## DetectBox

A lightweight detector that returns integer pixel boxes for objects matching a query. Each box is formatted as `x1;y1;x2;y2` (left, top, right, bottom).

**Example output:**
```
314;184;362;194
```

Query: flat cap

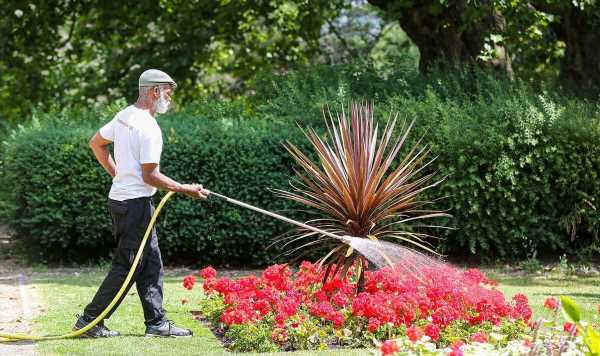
139;69;177;88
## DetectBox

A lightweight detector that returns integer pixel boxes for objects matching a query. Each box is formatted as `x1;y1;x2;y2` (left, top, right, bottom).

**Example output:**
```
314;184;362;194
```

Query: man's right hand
181;184;208;199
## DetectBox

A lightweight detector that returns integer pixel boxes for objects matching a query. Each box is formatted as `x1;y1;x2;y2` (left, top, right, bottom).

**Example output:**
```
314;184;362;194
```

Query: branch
326;19;358;58
58;13;77;48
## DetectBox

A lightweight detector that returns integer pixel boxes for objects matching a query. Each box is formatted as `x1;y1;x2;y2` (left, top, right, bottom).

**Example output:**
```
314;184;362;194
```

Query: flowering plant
373;295;600;356
185;262;532;352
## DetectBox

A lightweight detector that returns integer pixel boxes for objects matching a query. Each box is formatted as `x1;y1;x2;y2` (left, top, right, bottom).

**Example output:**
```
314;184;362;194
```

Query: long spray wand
206;190;352;243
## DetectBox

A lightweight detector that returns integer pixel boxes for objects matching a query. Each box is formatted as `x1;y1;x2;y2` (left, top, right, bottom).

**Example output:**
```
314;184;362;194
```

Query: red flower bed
185;262;532;352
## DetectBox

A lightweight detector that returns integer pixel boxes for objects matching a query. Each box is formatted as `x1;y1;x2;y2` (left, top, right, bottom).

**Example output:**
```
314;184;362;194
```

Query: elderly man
74;69;206;338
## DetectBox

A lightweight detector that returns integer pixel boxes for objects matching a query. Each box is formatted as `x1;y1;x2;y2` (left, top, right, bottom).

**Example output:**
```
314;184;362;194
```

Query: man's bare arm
142;163;207;199
89;132;116;178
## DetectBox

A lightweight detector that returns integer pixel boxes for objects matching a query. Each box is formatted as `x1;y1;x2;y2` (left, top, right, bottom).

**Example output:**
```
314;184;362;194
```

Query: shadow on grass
495;277;599;288
0;269;262;289
530;292;600;299
0;274;189;289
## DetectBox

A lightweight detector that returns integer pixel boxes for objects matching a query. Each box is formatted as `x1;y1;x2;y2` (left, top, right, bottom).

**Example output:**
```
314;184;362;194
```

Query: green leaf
560;296;581;323
584;325;600;355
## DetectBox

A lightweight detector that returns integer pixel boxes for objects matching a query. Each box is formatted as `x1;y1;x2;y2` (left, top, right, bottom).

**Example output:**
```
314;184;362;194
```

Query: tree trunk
368;0;512;77
557;9;600;87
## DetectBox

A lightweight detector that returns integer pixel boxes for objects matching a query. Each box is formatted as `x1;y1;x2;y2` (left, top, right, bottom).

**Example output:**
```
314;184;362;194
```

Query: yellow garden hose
0;191;176;342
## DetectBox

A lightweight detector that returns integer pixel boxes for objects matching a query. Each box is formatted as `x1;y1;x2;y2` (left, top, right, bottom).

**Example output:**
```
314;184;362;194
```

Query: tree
529;1;600;87
319;1;419;72
0;0;345;124
366;0;512;76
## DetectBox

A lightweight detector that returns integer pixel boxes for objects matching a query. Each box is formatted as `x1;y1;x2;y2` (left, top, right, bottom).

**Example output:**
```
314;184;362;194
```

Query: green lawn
31;270;371;356
28;268;600;356
489;270;600;321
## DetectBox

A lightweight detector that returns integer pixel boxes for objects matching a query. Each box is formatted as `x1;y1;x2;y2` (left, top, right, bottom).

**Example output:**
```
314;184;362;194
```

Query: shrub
2;66;599;262
1;111;311;264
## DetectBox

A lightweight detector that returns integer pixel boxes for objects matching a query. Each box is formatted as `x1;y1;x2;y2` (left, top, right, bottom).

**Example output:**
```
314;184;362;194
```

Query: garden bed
182;262;543;353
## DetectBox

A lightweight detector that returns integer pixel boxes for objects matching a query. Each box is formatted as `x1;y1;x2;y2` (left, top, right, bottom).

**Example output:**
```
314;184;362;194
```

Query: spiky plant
274;102;449;289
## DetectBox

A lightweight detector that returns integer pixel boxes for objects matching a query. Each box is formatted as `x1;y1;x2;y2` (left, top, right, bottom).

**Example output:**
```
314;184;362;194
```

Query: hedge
1;115;313;265
2;68;599;264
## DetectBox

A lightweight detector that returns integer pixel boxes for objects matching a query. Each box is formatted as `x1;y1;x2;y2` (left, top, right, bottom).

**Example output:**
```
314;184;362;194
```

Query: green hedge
2;67;600;264
1;114;313;265
411;93;600;259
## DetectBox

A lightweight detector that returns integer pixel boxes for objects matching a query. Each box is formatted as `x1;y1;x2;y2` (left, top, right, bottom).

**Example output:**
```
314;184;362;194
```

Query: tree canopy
1;0;599;126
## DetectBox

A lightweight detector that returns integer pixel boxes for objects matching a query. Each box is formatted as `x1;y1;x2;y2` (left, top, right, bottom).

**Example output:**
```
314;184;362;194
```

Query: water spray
207;191;442;269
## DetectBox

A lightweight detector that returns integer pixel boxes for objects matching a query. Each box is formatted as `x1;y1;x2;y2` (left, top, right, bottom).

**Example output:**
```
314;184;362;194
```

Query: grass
26;267;600;356
30;269;372;356
489;269;600;321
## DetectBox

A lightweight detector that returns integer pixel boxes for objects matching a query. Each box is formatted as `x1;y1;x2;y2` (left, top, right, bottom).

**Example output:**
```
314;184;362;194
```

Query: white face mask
155;88;170;114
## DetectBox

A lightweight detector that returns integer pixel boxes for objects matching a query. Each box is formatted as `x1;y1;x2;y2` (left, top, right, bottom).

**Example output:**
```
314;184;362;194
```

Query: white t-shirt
99;105;163;201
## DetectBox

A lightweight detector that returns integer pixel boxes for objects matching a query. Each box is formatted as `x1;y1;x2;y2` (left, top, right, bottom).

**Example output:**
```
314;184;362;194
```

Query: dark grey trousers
83;196;166;326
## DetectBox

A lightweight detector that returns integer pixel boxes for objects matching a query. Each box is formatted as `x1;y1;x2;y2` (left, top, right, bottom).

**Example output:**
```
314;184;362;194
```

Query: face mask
155;88;170;114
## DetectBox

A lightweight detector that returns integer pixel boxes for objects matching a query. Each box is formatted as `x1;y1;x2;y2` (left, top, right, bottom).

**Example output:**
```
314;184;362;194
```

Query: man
74;69;206;338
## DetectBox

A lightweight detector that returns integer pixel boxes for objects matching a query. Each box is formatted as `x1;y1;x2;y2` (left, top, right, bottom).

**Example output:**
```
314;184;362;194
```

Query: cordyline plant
273;102;449;290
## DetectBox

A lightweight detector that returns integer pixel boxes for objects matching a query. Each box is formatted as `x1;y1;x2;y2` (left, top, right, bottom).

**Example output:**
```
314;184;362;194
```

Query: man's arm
142;163;207;199
89;132;116;178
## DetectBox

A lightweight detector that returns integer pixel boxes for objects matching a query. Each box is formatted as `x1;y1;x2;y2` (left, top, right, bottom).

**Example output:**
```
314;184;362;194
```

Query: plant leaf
560;296;581;323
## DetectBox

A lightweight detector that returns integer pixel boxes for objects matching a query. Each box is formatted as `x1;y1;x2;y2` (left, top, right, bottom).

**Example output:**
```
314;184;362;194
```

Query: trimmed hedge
2;68;600;264
1;115;311;264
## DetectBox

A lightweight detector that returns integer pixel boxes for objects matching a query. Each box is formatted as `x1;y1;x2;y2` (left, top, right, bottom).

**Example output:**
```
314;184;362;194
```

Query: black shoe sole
72;327;120;338
145;333;193;338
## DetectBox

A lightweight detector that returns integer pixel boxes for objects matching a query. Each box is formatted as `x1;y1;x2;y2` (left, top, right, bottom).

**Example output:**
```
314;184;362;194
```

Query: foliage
500;0;600;87
274;102;447;284
0;0;345;124
560;296;600;355
252;65;600;260
2;67;599;262
5;0;600;131
367;0;512;76
190;262;531;352
319;2;419;71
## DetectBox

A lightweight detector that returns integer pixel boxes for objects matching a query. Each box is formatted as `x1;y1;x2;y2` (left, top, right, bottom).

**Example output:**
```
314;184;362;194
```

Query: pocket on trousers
107;199;129;240
107;199;128;215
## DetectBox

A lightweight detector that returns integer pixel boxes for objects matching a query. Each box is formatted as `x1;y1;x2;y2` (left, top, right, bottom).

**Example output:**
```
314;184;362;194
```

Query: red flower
425;323;440;341
183;274;195;290
368;318;381;333
274;313;286;327
448;348;464;356
332;291;348;307
193;262;533;346
597;304;600;314
199;266;217;279
406;326;423;343
471;331;488;343
331;312;344;328
544;297;558;310
522;339;533;348
563;322;577;335
448;341;464;356
380;340;400;356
